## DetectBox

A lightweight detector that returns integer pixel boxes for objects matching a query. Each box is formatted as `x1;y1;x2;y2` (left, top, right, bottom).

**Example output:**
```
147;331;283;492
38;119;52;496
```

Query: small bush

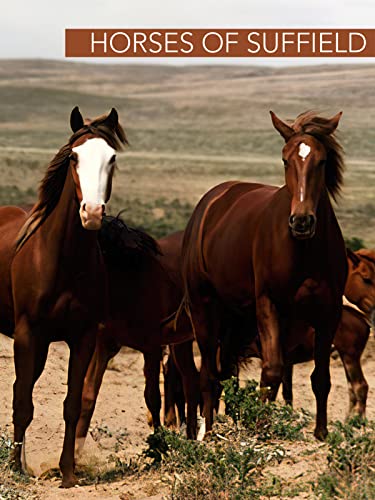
144;426;285;499
142;380;312;499
316;418;375;499
344;236;366;251
222;378;311;441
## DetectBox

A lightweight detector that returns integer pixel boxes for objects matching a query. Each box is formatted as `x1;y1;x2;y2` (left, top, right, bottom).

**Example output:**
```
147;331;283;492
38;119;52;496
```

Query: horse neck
41;166;98;261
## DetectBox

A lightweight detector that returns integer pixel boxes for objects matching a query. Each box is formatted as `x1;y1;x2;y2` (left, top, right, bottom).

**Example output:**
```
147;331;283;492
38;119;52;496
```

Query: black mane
16;114;128;251
98;214;161;269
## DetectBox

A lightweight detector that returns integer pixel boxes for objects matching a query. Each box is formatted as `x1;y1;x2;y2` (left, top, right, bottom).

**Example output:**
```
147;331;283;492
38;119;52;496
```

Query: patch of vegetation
0;429;37;499
144;425;285;499
0;431;12;465
345;236;366;251
0;186;35;207
316;417;375;500
223;378;311;441
141;379;311;499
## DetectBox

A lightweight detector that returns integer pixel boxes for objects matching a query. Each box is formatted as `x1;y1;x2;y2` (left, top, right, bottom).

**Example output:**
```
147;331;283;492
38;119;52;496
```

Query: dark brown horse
276;248;375;416
75;224;194;451
0;107;127;487
179;111;348;440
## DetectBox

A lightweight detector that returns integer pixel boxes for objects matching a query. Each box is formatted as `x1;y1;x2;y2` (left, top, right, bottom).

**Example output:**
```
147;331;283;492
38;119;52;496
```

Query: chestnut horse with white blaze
0;107;127;487
179;111;347;440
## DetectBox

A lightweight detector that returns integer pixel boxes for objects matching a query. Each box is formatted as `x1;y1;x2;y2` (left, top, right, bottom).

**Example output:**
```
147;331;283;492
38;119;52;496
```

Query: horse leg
195;301;220;435
59;327;96;488
143;348;162;430
162;347;178;428
76;334;120;454
172;341;199;439
12;322;49;471
256;295;283;401
281;363;294;406
311;328;334;441
339;352;368;418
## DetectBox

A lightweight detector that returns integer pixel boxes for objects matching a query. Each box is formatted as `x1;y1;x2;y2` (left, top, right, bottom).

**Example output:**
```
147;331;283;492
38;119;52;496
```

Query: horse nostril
300;215;309;227
290;214;316;232
82;203;86;212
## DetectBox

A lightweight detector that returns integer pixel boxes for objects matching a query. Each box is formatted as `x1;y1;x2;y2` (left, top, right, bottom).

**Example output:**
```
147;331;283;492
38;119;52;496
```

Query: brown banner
65;29;375;58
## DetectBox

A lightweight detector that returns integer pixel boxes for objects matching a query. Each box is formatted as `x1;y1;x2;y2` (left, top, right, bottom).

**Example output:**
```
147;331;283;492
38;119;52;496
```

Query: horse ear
325;111;343;135
104;108;119;130
70;106;84;133
270;111;294;142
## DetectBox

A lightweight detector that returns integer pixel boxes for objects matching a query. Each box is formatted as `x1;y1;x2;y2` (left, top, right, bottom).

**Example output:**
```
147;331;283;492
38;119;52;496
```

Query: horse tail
174;291;196;338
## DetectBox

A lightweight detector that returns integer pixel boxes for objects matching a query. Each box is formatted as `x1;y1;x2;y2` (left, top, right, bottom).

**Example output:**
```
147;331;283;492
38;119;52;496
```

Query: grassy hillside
0;60;374;245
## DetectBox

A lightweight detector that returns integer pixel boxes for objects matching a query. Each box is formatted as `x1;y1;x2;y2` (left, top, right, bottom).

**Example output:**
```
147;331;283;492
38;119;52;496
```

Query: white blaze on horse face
298;142;311;162
297;143;310;202
73;138;115;206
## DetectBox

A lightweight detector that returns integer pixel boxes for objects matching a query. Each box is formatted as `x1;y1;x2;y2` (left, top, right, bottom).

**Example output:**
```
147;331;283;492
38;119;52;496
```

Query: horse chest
294;278;329;303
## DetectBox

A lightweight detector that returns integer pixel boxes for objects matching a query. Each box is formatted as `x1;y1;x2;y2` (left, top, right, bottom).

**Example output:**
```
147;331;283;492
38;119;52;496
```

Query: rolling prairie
0;60;374;245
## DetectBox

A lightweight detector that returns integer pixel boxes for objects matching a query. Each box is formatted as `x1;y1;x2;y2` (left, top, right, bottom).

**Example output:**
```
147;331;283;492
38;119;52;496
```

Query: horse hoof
314;427;328;441
10;453;23;473
10;460;23;473
60;474;78;488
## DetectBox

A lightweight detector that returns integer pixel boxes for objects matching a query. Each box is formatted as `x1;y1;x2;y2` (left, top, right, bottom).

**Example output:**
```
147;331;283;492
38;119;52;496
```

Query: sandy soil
1;333;375;499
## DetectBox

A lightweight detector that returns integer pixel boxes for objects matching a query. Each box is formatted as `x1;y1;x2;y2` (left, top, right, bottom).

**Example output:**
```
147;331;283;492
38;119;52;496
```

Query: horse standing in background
179;111;348;440
75;224;195;450
277;248;375;415
0;107;127;487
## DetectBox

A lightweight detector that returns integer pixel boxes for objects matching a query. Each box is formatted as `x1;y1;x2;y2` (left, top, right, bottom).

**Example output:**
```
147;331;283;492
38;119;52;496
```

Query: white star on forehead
298;142;311;161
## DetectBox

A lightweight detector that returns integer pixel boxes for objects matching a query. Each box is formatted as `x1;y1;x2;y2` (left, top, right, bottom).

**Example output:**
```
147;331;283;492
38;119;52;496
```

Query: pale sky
1;0;374;64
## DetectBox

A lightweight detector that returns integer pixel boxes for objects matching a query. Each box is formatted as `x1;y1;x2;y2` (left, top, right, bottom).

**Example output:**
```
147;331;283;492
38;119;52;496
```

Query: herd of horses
0;107;374;488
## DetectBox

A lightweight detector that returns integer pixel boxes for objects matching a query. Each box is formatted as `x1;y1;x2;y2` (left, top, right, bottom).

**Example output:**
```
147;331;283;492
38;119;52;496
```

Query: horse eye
282;159;288;167
363;277;372;284
69;152;78;162
110;155;116;164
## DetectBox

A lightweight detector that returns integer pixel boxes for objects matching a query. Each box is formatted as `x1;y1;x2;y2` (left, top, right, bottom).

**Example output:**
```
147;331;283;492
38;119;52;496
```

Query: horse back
182;180;276;302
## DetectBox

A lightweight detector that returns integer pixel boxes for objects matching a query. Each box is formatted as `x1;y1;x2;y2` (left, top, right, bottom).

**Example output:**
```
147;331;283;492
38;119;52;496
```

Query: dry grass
0;60;374;245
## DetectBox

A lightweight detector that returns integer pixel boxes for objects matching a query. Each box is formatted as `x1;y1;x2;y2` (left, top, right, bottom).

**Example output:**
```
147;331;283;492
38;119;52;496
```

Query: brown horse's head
346;248;375;323
69;106;126;230
270;110;343;240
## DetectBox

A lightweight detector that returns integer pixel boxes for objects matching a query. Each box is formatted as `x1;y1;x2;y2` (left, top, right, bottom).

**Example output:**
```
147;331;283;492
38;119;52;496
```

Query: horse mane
98;214;161;269
16;115;128;251
291;111;344;201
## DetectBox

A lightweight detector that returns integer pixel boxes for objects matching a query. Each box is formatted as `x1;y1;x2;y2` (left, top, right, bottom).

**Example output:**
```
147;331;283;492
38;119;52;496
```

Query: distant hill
0;60;373;245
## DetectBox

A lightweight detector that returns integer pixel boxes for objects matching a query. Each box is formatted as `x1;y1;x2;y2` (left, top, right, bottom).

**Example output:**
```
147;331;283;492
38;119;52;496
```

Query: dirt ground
1;333;375;499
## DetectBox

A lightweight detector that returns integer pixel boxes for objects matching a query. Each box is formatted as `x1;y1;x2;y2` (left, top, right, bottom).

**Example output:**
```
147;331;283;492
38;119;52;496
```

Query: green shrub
222;378;311;441
144;426;285;499
142;380;312;499
316;418;375;499
344;236;366;251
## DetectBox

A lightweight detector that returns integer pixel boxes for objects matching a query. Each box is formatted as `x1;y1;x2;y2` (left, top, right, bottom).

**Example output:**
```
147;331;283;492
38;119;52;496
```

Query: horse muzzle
289;214;317;240
79;202;104;230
